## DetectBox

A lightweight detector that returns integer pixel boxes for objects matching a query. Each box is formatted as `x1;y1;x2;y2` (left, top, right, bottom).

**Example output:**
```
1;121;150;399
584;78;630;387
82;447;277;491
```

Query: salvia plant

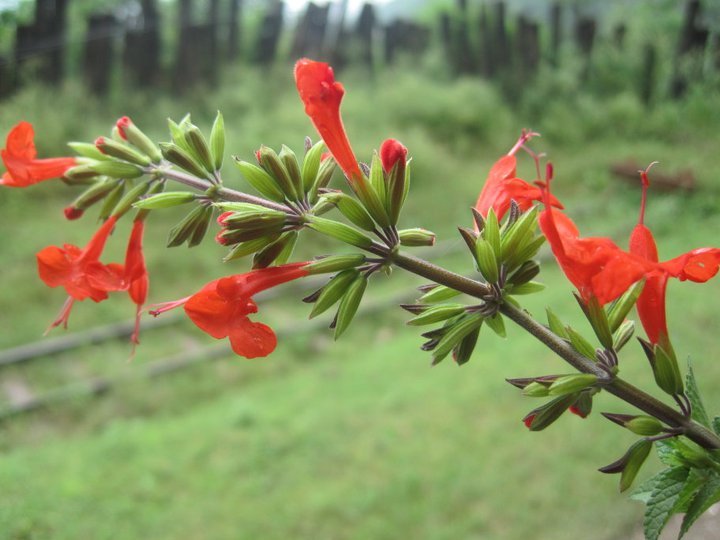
3;59;720;540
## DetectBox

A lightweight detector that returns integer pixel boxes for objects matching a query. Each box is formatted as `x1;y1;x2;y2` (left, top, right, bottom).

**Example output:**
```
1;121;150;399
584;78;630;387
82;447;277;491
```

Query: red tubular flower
1;122;77;187
37;216;126;329
629;167;720;347
475;154;563;220
152;263;310;359
538;176;648;305
124;219;149;348
379;139;408;173
294;59;362;182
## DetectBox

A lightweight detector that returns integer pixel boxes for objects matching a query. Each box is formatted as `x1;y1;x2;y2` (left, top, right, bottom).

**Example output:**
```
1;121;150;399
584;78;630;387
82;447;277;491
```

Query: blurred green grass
1;64;720;539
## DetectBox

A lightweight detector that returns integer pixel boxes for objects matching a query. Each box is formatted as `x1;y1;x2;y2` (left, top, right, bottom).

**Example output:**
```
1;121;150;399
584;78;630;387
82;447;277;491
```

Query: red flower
151;263;310;358
629;167;720;347
294;59;362;182
538;176;647;305
1;122;77;187
115;116;132;140
37;216;126;329
379;139;408;173
475;155;563;220
124;219;149;348
474;133;562;220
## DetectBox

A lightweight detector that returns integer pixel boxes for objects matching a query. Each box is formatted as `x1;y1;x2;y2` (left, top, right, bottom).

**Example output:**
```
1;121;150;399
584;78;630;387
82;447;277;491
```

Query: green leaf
686;361;712;429
672;469;707;514
631;470;666;503
680;473;720;538
643;467;690;540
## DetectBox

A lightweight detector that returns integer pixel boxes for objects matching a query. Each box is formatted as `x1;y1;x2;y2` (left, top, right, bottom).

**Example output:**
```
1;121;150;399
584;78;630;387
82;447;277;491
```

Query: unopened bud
116;116;162;162
258;146;298;200
89;160;144;180
523;393;578;431
322;192;376;231
309;269;359;319
184;125;215;174
134;191;197;210
407;304;466;326
475;239;499;283
159;142;210;180
305;254;367;275
63;206;84;220
95;136;151;166
233;159;286;202
547;374;598;397
399;228;436;247
599;439;652;492
307;216;375;249
602;413;664;436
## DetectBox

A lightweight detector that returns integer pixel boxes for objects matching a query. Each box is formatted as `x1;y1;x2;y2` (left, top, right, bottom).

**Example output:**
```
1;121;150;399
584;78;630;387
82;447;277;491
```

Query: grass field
1;64;720;539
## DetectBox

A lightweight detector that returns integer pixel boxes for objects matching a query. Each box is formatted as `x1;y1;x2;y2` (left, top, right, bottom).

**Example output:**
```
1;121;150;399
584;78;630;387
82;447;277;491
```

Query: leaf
631;470;666;503
655;439;685;468
672;469;707;514
643;467;690;540
686;361;712;429
680;473;720;538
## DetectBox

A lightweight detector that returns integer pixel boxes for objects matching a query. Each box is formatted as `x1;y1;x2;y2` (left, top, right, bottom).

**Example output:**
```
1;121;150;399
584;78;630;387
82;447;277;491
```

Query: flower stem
157;171;720;450
391;250;720;450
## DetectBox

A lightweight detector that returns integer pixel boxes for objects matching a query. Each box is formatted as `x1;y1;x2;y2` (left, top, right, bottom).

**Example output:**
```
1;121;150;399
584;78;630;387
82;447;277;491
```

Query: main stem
157;169;720;450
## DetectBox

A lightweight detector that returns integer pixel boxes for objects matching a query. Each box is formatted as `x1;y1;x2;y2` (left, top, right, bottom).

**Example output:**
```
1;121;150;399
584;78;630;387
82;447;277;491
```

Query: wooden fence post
291;2;330;60
575;16;596;83
83;13;119;95
123;0;161;87
640;43;657;106
227;0;244;60
356;3;375;71
253;1;284;66
670;0;709;99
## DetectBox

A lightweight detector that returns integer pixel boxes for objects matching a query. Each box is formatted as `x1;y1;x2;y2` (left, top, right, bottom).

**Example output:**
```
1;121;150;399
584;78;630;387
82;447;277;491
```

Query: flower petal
228;317;277;359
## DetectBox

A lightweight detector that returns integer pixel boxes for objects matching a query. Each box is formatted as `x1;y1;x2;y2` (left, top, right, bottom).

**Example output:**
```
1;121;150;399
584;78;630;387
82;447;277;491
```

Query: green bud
111;181;151;218
407;304;466;326
168;119;193;154
209;111;225;171
133;191;197;210
369;153;386;204
307;216;374;249
505;235;545;270
432;312;484;365
69;178;119;212
159;142;210;179
547;374;598;396
184;125;215;174
483;208;501;255
523;381;551;397
507;281;546;295
89;160;144;179
626;416;664;436
279;145;304;197
351;173;390;228
398;228;436;247
167;205;212;248
95;137;151;166
613;320;635;351
500;207;538;262
575;294;614;350
386;158;407;226
68;141;111;161
305;254;367;275
507;260;540;286
258;146;298;200
233;159;286;202
310;269;359;319
452;326;480;366
566;326;597;360
599;439;652;492
322;192;376;231
607;279;645;332
546;308;569;339
98;182;125;220
309;157;336;202
485;313;506;337
223;235;280;262
651;344;684;396
63;164;102;182
334;274;368;339
302;140;325;193
475;239;499;283
523;393;578;431
119;118;163;162
220;211;287;231
252;232;297;269
418;285;462;304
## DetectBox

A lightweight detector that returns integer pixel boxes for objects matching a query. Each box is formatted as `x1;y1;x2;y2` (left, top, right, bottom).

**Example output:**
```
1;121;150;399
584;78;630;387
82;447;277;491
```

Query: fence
1;0;718;104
